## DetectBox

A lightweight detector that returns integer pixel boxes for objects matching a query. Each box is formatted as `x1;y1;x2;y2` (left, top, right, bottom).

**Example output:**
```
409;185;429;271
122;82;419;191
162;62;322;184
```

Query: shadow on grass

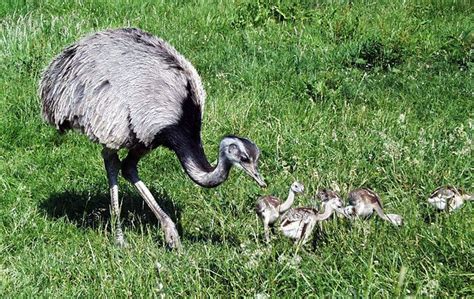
420;205;443;224
183;231;241;247
39;188;183;236
39;188;241;246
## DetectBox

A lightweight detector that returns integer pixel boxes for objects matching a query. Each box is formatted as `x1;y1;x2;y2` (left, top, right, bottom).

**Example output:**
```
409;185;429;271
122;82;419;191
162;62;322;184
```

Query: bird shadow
419;204;443;224
39;187;183;236
39;187;244;246
183;231;241;246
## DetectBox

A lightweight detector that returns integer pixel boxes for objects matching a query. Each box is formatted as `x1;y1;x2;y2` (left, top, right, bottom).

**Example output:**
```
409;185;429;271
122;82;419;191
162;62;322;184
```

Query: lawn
1;0;473;297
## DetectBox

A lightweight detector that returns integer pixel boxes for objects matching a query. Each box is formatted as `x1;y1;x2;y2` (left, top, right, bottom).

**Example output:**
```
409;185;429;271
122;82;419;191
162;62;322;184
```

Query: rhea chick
343;188;403;226
427;186;473;212
316;188;346;217
256;181;305;242
279;193;344;245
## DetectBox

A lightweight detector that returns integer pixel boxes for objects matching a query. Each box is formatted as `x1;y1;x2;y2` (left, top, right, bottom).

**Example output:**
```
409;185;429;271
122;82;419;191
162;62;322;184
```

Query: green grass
1;0;473;297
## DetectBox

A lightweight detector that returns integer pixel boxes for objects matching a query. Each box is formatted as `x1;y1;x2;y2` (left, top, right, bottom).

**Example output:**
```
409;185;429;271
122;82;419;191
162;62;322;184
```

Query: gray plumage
39;28;266;249
40;28;205;149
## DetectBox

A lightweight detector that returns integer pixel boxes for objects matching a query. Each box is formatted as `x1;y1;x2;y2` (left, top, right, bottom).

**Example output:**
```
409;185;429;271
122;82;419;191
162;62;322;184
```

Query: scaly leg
122;149;181;249
300;220;316;245
263;218;271;243
102;148;127;247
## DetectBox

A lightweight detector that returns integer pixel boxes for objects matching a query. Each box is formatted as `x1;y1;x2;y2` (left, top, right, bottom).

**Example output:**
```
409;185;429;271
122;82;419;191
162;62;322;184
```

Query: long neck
172;138;232;188
279;190;295;214
462;194;473;201
373;203;390;222
315;205;334;221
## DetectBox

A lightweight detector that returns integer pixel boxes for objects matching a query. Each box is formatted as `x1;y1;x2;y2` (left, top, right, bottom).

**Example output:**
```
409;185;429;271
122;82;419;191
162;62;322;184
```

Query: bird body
428;186;473;212
255;182;304;242
255;196;281;226
344;188;403;226
279;207;319;243
277;189;344;245
40;28;205;150
348;188;382;218
279;203;337;245
39;28;266;249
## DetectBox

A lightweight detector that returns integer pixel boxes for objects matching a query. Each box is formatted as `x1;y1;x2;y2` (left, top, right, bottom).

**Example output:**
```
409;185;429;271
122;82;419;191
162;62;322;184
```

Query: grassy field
1;0;473;297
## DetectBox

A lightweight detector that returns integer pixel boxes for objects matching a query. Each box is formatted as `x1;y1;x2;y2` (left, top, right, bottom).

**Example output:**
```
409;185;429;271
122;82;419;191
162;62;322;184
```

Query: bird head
316;189;344;209
290;181;305;194
386;213;403;226
316;189;342;203
220;136;266;188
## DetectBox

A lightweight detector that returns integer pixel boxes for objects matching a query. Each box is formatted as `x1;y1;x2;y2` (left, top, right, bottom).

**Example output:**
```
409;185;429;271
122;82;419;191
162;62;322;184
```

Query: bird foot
163;221;181;250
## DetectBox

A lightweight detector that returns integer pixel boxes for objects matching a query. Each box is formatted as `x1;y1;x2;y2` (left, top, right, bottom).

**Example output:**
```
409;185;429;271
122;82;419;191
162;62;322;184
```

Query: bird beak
241;163;267;188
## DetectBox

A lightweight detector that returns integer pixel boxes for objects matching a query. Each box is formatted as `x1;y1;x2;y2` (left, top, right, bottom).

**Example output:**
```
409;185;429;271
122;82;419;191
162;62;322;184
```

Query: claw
163;221;182;250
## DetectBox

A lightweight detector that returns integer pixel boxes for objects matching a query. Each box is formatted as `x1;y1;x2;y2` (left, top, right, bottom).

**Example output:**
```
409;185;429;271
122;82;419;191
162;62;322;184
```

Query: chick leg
102;148;127;247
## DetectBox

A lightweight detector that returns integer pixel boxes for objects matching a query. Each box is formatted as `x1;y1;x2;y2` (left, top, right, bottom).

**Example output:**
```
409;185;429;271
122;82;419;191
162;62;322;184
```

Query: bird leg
102;148;127;247
121;150;181;250
298;220;315;246
263;219;271;243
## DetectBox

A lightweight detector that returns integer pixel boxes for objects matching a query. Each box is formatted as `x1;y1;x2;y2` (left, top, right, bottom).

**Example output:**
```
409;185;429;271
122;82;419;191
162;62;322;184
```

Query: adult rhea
39;28;266;249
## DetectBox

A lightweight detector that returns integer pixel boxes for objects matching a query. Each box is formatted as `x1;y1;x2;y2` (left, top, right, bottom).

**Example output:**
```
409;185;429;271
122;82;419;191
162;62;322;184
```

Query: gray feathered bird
39;28;266;249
